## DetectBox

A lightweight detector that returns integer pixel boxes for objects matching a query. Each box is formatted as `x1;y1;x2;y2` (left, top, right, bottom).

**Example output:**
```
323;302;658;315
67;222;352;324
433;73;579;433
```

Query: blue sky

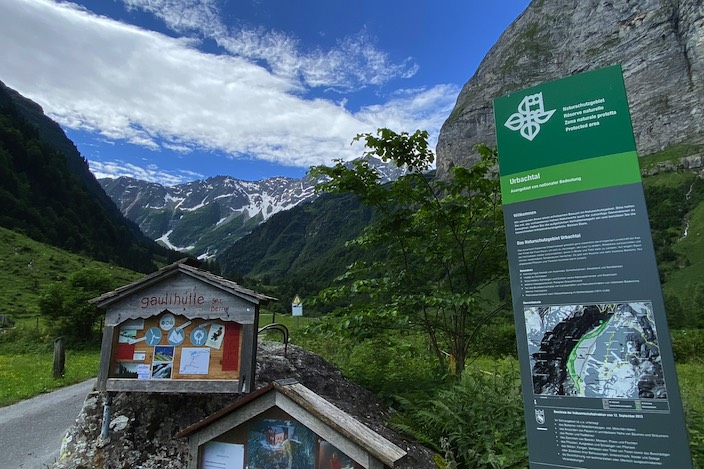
0;0;529;185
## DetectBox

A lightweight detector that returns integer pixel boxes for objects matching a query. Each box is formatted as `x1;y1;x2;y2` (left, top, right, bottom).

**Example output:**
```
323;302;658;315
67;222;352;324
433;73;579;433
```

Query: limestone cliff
437;0;704;174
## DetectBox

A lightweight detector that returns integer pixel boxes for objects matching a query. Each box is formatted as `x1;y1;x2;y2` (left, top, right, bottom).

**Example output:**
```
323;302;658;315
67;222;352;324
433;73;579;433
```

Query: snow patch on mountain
99;156;408;258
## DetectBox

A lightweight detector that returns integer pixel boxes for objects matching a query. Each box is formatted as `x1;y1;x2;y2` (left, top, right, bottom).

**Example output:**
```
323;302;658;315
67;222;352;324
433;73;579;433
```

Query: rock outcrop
54;341;435;469
437;0;704;175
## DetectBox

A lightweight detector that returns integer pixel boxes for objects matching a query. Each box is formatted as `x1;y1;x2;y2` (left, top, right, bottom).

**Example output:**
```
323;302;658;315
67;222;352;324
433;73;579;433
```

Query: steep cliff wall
437;0;704;174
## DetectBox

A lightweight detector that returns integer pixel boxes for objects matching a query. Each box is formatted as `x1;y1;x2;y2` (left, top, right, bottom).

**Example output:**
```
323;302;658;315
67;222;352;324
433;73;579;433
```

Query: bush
344;336;439;399
474;321;518;359
298;325;440;400
671;329;704;363
677;363;704;467
39;267;114;345
392;360;528;468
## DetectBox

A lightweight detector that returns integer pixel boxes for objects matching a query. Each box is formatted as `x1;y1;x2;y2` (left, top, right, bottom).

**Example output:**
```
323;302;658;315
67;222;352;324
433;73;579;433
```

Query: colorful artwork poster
151;362;172;379
113;361;141;378
118;328;137;343
152;345;174;379
205;324;225;349
247;419;317;469
318;441;360;469
153;345;175;362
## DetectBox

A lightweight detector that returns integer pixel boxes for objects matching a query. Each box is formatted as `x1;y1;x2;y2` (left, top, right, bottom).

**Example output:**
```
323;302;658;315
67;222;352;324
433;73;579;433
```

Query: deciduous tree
310;129;507;376
39;267;115;344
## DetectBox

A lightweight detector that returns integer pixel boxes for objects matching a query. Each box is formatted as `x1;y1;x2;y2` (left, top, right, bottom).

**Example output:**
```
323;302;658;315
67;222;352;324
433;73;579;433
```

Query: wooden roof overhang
177;379;408;469
90;260;276;326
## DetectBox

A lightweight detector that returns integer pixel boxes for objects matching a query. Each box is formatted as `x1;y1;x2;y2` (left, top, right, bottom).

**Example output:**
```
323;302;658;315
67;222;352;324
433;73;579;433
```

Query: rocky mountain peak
99;155;408;259
437;0;704;175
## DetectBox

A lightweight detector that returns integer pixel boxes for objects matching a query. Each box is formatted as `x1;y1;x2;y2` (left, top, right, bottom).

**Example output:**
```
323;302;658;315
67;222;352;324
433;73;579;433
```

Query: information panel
494;66;693;468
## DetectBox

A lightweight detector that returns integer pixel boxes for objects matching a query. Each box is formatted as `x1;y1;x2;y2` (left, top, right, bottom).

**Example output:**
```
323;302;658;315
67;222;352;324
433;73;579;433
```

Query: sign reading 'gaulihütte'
493;65;693;468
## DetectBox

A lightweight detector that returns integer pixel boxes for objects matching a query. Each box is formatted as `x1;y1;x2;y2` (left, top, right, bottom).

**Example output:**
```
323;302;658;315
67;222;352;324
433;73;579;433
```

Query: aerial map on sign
525;302;666;399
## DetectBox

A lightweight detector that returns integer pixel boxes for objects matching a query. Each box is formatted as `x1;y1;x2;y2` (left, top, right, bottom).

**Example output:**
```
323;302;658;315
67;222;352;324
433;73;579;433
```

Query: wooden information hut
177;379;408;469
92;260;275;394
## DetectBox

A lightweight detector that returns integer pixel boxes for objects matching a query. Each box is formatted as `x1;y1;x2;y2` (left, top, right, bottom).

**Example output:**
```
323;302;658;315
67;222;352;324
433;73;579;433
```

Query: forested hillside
0;81;176;273
218;191;376;310
220;158;704;328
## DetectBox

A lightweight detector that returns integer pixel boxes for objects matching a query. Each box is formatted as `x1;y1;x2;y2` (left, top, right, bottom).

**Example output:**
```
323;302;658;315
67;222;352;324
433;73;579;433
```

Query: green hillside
639;150;704;328
666;191;704;310
218;192;375;309
0;226;142;320
0;80;177;273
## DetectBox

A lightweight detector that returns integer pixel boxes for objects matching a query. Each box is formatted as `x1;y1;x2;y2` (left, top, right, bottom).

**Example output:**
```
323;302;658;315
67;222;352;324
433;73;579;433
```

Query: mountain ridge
0;80;175;273
99;158;406;258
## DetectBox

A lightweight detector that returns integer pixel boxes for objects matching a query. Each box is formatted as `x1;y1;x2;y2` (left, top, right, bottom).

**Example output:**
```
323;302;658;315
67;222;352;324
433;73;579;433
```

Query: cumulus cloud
89;159;200;186
0;0;458;179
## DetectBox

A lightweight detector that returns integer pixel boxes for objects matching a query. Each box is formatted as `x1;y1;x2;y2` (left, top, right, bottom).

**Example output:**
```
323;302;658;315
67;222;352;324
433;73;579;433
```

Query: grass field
0;350;100;407
0;226;141;319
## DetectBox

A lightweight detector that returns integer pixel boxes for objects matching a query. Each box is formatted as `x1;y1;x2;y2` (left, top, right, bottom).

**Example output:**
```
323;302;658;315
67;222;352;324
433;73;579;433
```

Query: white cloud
358;85;460;149
120;0;418;90
89;159;200;186
122;0;226;37
0;0;457;173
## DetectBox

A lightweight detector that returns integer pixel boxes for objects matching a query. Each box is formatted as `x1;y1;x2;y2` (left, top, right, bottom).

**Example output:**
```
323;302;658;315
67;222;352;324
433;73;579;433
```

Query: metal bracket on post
238;374;247;394
98;392;113;446
257;323;289;356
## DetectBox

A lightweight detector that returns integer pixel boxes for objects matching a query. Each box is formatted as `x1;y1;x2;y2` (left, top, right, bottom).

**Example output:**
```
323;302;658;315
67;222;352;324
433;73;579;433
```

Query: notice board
94;261;274;394
494;65;692;468
110;313;242;381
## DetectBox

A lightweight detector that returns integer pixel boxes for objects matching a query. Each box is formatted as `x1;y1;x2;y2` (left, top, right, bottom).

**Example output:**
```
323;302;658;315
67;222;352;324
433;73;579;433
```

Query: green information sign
494;66;693;468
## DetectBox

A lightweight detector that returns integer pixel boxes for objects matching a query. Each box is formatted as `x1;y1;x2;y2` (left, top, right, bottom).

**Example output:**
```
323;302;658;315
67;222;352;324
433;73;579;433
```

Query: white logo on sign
535;408;546;425
504;92;555;141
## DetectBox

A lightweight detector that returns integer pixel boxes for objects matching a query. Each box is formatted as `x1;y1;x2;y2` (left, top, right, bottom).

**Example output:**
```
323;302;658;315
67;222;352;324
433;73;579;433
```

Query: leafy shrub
473;321;518;359
686;406;703;468
298;324;440;400
671;329;704;363
392;360;528;468
677;363;704;467
39;267;115;346
344;336;439;399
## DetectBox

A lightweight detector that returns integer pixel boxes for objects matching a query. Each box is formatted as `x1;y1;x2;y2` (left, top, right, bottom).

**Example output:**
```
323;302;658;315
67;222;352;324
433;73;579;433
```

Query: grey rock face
437;0;704;175
642;152;704;175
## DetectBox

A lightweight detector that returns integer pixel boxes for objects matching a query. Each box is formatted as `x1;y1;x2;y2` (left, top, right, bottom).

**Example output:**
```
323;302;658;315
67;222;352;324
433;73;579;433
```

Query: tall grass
0;349;99;407
678;363;704;467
